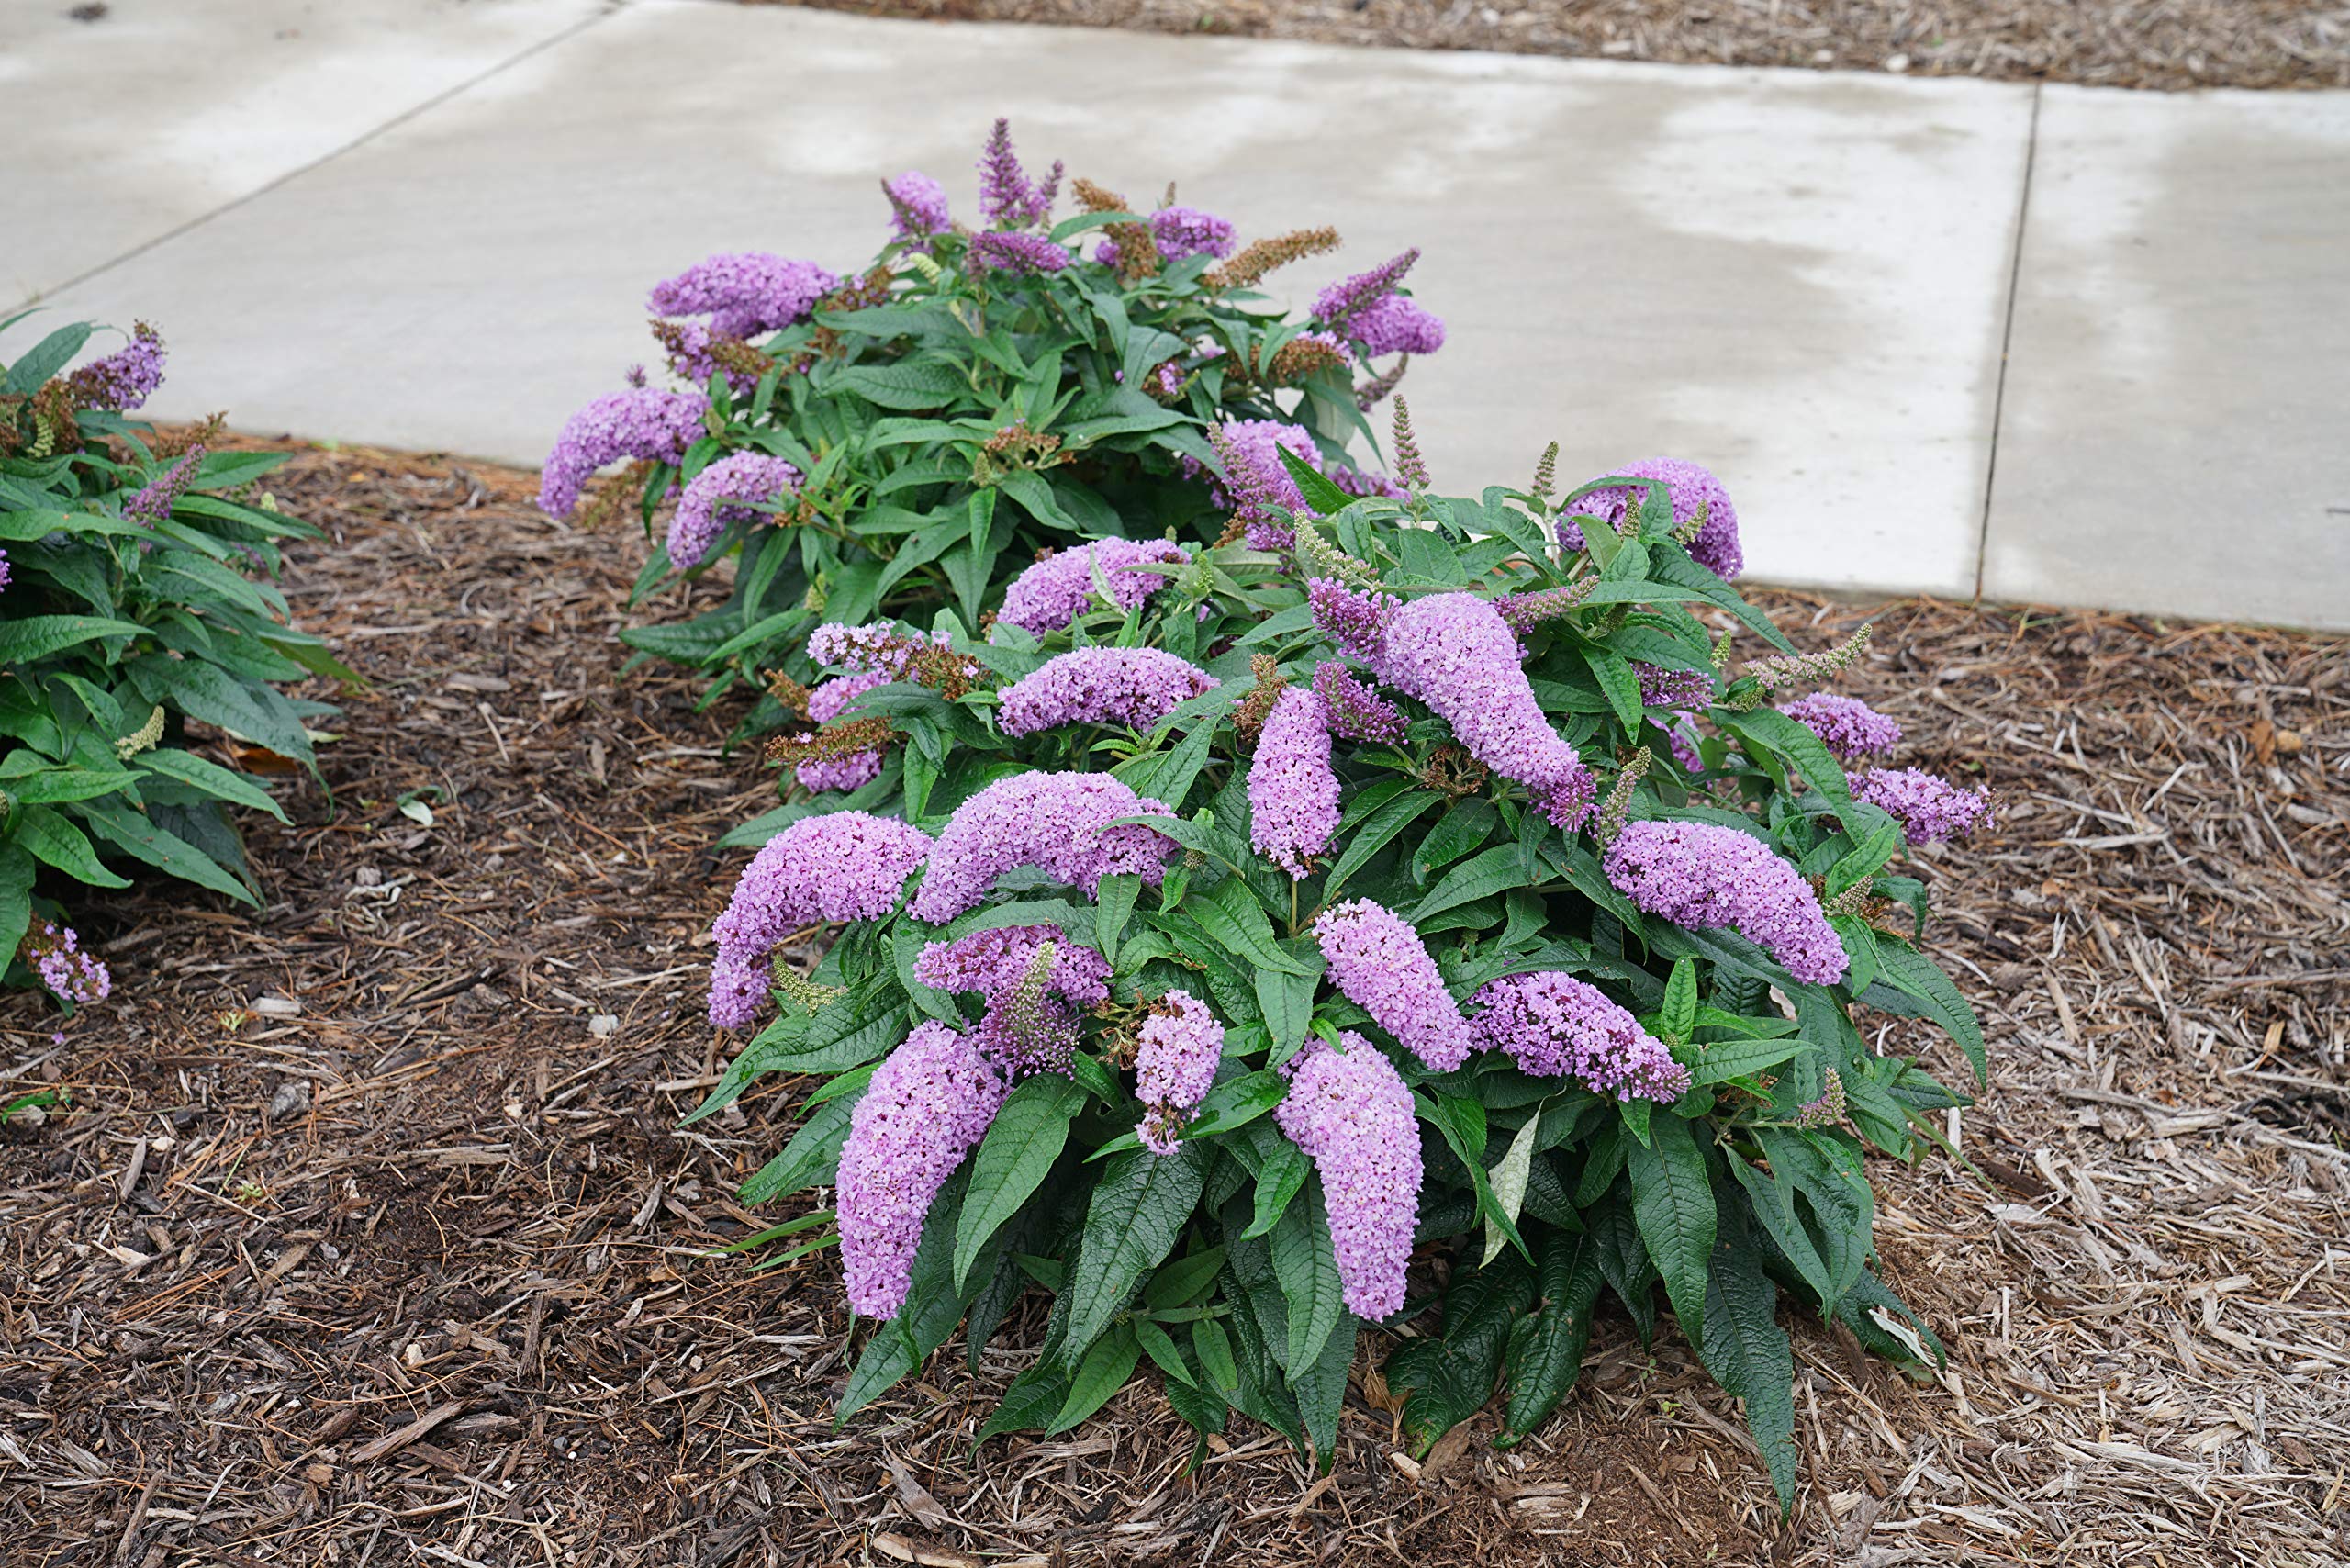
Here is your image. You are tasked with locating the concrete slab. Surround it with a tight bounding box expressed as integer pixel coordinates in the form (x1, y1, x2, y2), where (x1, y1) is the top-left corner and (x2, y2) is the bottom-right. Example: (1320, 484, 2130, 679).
(1984, 87, 2350, 632)
(34, 3, 2032, 599)
(0, 0, 607, 302)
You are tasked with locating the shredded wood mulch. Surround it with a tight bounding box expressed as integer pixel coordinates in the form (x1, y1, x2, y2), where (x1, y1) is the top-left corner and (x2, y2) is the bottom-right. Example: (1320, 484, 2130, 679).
(753, 0, 2350, 92)
(4, 441, 2347, 1568)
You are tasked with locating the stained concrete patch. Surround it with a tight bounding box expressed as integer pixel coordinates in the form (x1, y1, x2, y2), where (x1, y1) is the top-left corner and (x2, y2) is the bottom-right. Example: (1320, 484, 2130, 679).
(31, 3, 2027, 599)
(0, 0, 608, 303)
(1985, 86, 2350, 632)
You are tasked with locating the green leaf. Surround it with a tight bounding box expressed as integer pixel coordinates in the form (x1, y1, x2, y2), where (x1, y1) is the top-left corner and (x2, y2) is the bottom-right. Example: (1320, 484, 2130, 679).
(1502, 1226, 1605, 1441)
(1192, 877, 1309, 975)
(1192, 1316, 1241, 1394)
(1584, 647, 1643, 733)
(1382, 1253, 1534, 1454)
(0, 614, 144, 664)
(1718, 707, 1852, 808)
(0, 763, 140, 805)
(5, 321, 93, 395)
(1661, 957, 1698, 1042)
(1867, 943, 1987, 1087)
(76, 796, 256, 902)
(1144, 1245, 1229, 1309)
(1243, 1137, 1311, 1239)
(1181, 1069, 1284, 1142)
(1134, 1318, 1198, 1389)
(738, 1083, 866, 1204)
(830, 361, 967, 410)
(1697, 1201, 1799, 1512)
(1272, 444, 1359, 517)
(1271, 1180, 1345, 1372)
(1060, 1145, 1206, 1360)
(1685, 1036, 1813, 1086)
(1291, 1309, 1358, 1473)
(1321, 788, 1440, 900)
(1411, 843, 1537, 923)
(1482, 1107, 1546, 1267)
(1626, 1113, 1715, 1350)
(134, 748, 288, 823)
(978, 1363, 1071, 1444)
(1051, 1324, 1143, 1432)
(1095, 871, 1141, 969)
(11, 804, 129, 889)
(956, 1073, 1084, 1291)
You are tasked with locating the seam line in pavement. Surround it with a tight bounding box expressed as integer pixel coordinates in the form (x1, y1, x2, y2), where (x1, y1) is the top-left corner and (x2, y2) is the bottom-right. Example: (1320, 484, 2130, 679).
(1975, 80, 2042, 604)
(21, 6, 624, 309)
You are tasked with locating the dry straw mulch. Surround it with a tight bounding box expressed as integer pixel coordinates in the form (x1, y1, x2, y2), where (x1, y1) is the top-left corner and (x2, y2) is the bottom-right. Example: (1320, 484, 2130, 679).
(755, 0, 2350, 92)
(4, 442, 2347, 1568)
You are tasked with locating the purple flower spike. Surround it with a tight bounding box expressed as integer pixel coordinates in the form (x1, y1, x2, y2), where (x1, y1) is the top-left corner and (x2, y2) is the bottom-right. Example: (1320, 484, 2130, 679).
(1380, 593, 1596, 831)
(22, 920, 111, 1006)
(910, 771, 1178, 924)
(1603, 820, 1847, 985)
(1348, 294, 1446, 358)
(1851, 767, 1995, 844)
(796, 671, 890, 794)
(1313, 662, 1407, 745)
(1150, 207, 1237, 261)
(1313, 249, 1421, 331)
(836, 1021, 1007, 1318)
(648, 252, 837, 341)
(668, 452, 801, 568)
(913, 924, 1112, 1009)
(885, 171, 952, 242)
(1560, 457, 1743, 581)
(707, 812, 935, 1027)
(1276, 1033, 1421, 1319)
(976, 118, 1058, 229)
(67, 322, 167, 411)
(1638, 664, 1718, 712)
(995, 539, 1189, 636)
(1307, 580, 1402, 675)
(1781, 693, 1903, 764)
(1135, 990, 1225, 1154)
(540, 388, 708, 519)
(1313, 899, 1472, 1071)
(123, 447, 205, 526)
(968, 231, 1072, 276)
(1249, 685, 1341, 879)
(1470, 972, 1690, 1103)
(997, 647, 1218, 738)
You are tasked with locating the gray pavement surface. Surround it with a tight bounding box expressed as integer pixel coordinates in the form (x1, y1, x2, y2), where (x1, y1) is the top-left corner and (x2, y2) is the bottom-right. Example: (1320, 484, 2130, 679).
(10, 0, 2345, 629)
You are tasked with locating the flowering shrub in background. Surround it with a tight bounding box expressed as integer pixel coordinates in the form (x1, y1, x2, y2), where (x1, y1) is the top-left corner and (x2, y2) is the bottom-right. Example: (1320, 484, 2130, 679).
(682, 400, 1995, 1512)
(543, 119, 1442, 743)
(0, 314, 345, 1004)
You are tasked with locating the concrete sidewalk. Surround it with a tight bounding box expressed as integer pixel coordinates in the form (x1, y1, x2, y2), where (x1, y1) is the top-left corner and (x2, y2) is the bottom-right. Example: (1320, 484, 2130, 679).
(11, 0, 2347, 630)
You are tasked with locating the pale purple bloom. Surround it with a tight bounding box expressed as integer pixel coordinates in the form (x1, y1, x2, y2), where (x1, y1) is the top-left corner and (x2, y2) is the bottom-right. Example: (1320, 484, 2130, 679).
(647, 252, 837, 341)
(997, 647, 1217, 737)
(1276, 1033, 1421, 1319)
(539, 388, 708, 518)
(796, 672, 889, 794)
(23, 920, 110, 1006)
(976, 118, 1058, 229)
(68, 323, 166, 410)
(968, 231, 1072, 276)
(1795, 1068, 1847, 1129)
(913, 924, 1112, 1008)
(1851, 767, 1995, 844)
(667, 452, 802, 568)
(808, 621, 952, 678)
(909, 771, 1178, 924)
(1603, 820, 1847, 985)
(885, 171, 951, 242)
(1150, 206, 1236, 260)
(658, 321, 758, 395)
(1494, 586, 1587, 636)
(1308, 579, 1401, 673)
(1560, 456, 1744, 580)
(1313, 249, 1420, 330)
(1638, 664, 1717, 711)
(995, 539, 1189, 636)
(0, 547, 9, 594)
(1469, 972, 1690, 1103)
(1780, 693, 1902, 764)
(1380, 593, 1596, 830)
(836, 1021, 1007, 1318)
(974, 972, 1085, 1079)
(1347, 294, 1446, 358)
(1249, 686, 1341, 879)
(1136, 991, 1225, 1155)
(707, 812, 935, 1027)
(1313, 899, 1472, 1071)
(123, 446, 204, 526)
(1313, 662, 1407, 745)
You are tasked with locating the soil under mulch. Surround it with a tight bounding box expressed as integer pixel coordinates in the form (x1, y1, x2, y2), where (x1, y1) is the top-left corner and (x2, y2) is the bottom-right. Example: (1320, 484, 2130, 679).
(753, 0, 2350, 92)
(4, 441, 2348, 1568)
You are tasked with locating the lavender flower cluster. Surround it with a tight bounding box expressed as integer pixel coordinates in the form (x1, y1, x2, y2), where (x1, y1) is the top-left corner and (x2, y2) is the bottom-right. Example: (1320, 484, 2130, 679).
(996, 647, 1217, 737)
(647, 252, 836, 341)
(836, 1021, 1006, 1317)
(23, 920, 111, 1006)
(1781, 692, 1902, 763)
(885, 171, 952, 243)
(1314, 899, 1472, 1070)
(995, 539, 1189, 636)
(1097, 206, 1236, 269)
(1275, 1034, 1421, 1319)
(1248, 685, 1341, 878)
(67, 323, 167, 411)
(1313, 663, 1408, 745)
(539, 387, 707, 518)
(797, 671, 889, 793)
(122, 447, 205, 526)
(1470, 971, 1690, 1102)
(667, 452, 802, 568)
(707, 812, 935, 1027)
(1559, 456, 1744, 581)
(1852, 766, 1995, 844)
(976, 118, 1060, 229)
(1603, 820, 1847, 985)
(1379, 593, 1595, 830)
(909, 771, 1177, 924)
(913, 924, 1113, 1009)
(1135, 991, 1224, 1154)
(968, 231, 1073, 276)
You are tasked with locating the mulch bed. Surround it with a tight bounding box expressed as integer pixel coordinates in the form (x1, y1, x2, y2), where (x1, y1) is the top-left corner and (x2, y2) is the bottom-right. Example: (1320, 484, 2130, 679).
(4, 440, 2347, 1567)
(754, 0, 2350, 92)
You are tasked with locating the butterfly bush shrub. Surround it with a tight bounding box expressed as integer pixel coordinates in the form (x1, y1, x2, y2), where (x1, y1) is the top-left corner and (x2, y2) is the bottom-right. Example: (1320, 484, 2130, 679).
(543, 119, 1442, 741)
(685, 403, 1998, 1510)
(0, 313, 346, 1004)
